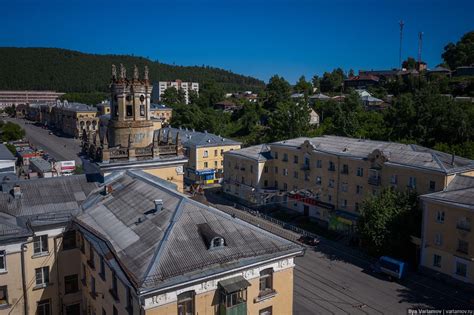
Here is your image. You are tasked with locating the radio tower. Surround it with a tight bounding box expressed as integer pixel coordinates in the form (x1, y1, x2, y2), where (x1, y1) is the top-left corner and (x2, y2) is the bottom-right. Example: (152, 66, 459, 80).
(399, 20, 404, 70)
(418, 31, 424, 65)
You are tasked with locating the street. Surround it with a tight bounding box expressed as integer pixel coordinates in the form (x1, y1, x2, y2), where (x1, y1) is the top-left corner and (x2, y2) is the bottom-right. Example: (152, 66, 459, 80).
(5, 117, 82, 164)
(200, 191, 474, 314)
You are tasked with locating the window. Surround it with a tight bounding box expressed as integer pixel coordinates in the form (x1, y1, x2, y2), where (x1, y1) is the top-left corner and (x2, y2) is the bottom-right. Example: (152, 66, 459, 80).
(203, 150, 208, 158)
(100, 257, 106, 280)
(214, 149, 218, 157)
(356, 185, 363, 195)
(328, 179, 334, 188)
(274, 166, 278, 174)
(316, 160, 322, 168)
(259, 268, 273, 294)
(80, 233, 85, 253)
(264, 180, 268, 187)
(0, 286, 7, 306)
(139, 104, 145, 116)
(436, 211, 445, 223)
(304, 173, 310, 181)
(429, 180, 436, 192)
(458, 240, 469, 254)
(250, 165, 253, 173)
(222, 289, 247, 308)
(293, 171, 298, 179)
(283, 153, 288, 162)
(90, 275, 96, 298)
(283, 183, 288, 190)
(35, 267, 49, 287)
(260, 306, 273, 315)
(64, 274, 79, 294)
(342, 199, 348, 208)
(264, 166, 268, 173)
(283, 168, 288, 176)
(355, 202, 360, 213)
(341, 164, 349, 174)
(408, 176, 416, 189)
(220, 149, 224, 156)
(126, 105, 133, 117)
(37, 299, 51, 315)
(221, 160, 224, 166)
(214, 161, 218, 168)
(126, 288, 133, 314)
(34, 235, 48, 254)
(274, 151, 278, 159)
(0, 250, 5, 272)
(88, 246, 95, 269)
(274, 181, 278, 189)
(316, 176, 322, 185)
(328, 161, 335, 171)
(456, 261, 467, 277)
(433, 255, 441, 267)
(328, 195, 332, 202)
(293, 155, 298, 164)
(341, 183, 348, 192)
(177, 291, 194, 315)
(241, 177, 245, 184)
(204, 162, 208, 168)
(111, 272, 119, 300)
(390, 174, 398, 185)
(62, 230, 76, 250)
(356, 167, 363, 177)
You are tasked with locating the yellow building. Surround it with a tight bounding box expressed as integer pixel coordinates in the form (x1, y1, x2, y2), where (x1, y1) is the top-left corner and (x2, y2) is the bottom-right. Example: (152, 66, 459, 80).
(0, 171, 302, 315)
(165, 127, 241, 186)
(150, 104, 173, 124)
(420, 175, 474, 285)
(223, 136, 474, 231)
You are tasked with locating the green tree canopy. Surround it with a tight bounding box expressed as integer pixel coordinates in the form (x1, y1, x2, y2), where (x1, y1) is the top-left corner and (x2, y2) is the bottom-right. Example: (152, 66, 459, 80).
(294, 75, 313, 96)
(161, 87, 186, 106)
(402, 57, 417, 70)
(267, 100, 311, 141)
(442, 31, 474, 69)
(320, 68, 346, 93)
(1, 122, 25, 142)
(264, 75, 292, 110)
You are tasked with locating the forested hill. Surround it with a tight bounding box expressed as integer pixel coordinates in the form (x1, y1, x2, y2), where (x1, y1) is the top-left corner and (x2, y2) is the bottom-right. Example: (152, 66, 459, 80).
(0, 47, 265, 93)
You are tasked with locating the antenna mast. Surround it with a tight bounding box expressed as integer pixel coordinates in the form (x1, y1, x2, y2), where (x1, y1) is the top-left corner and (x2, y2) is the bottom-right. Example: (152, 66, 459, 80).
(418, 31, 423, 65)
(399, 20, 404, 70)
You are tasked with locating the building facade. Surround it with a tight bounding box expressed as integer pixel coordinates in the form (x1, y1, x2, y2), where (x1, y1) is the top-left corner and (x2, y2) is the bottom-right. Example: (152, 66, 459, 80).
(0, 170, 302, 315)
(0, 91, 64, 109)
(153, 80, 199, 105)
(165, 127, 241, 186)
(223, 136, 474, 231)
(420, 175, 474, 286)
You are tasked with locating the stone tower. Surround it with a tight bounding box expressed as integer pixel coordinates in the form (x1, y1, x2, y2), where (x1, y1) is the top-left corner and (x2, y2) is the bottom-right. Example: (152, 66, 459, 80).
(108, 64, 154, 148)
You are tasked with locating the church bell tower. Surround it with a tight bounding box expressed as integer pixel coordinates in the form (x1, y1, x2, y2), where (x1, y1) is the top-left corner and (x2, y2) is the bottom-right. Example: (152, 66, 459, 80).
(108, 64, 154, 148)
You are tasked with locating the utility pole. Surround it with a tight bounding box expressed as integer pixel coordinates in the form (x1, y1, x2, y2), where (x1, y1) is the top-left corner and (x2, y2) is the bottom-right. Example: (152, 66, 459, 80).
(399, 20, 404, 70)
(418, 31, 424, 65)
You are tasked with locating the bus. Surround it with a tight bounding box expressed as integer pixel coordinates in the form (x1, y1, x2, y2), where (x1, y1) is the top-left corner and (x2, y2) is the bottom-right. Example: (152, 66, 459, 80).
(372, 256, 406, 280)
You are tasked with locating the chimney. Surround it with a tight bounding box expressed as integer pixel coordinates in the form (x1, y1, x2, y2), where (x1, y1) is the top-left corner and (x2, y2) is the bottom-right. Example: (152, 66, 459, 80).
(451, 153, 455, 166)
(12, 184, 22, 199)
(103, 185, 113, 195)
(154, 199, 163, 212)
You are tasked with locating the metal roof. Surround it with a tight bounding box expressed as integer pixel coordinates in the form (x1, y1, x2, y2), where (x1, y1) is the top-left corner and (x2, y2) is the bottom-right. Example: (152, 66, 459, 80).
(219, 275, 251, 293)
(225, 144, 273, 162)
(165, 127, 241, 148)
(421, 174, 474, 208)
(0, 144, 15, 161)
(77, 170, 302, 291)
(29, 157, 52, 172)
(270, 135, 474, 174)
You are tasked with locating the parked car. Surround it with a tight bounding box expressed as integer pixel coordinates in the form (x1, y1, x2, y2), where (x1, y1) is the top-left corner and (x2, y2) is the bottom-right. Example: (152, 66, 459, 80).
(298, 235, 320, 246)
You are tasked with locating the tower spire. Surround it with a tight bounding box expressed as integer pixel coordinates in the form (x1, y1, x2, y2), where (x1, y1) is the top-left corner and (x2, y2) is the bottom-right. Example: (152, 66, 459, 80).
(120, 64, 126, 80)
(399, 20, 404, 70)
(133, 65, 139, 80)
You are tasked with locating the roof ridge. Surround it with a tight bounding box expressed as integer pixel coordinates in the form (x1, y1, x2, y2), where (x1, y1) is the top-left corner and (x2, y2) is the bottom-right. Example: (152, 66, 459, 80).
(140, 197, 185, 287)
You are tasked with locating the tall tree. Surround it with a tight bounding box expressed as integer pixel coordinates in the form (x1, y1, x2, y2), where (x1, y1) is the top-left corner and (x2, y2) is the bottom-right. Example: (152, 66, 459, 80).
(264, 75, 291, 110)
(160, 87, 186, 106)
(442, 31, 474, 69)
(294, 75, 313, 96)
(402, 57, 417, 70)
(311, 75, 320, 92)
(266, 100, 311, 141)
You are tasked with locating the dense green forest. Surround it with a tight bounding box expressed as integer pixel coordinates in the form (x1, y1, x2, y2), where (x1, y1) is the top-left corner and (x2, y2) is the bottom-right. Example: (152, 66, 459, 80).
(0, 47, 265, 94)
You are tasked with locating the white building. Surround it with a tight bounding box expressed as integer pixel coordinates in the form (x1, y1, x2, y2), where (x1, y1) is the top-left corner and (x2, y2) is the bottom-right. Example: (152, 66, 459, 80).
(153, 80, 199, 104)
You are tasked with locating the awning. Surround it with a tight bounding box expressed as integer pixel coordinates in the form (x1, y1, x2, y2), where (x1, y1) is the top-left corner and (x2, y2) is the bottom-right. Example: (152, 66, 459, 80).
(218, 276, 251, 294)
(195, 169, 216, 176)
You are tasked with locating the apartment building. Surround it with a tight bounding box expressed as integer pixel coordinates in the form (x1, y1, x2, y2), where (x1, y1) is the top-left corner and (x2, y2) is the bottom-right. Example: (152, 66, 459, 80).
(420, 175, 474, 286)
(0, 90, 64, 109)
(0, 170, 302, 315)
(166, 127, 241, 185)
(223, 136, 474, 231)
(150, 104, 173, 124)
(153, 80, 199, 105)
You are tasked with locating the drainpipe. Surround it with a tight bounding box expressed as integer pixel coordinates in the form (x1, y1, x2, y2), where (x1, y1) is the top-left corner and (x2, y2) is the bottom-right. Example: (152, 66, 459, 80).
(54, 235, 62, 315)
(21, 240, 33, 315)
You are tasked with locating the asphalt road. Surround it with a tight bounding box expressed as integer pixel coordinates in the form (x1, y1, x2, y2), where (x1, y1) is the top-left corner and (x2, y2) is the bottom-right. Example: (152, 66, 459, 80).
(201, 191, 474, 314)
(5, 117, 82, 164)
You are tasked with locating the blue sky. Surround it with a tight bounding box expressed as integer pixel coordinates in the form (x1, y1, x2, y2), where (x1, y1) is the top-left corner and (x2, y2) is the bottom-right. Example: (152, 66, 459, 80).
(1, 0, 473, 83)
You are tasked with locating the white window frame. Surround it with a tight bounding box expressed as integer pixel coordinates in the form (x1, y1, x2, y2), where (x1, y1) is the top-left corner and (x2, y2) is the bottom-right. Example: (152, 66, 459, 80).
(0, 250, 6, 272)
(35, 266, 50, 287)
(33, 235, 49, 255)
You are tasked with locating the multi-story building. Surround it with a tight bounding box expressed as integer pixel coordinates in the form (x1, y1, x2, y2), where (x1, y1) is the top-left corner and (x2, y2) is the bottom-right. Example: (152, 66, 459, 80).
(0, 144, 16, 175)
(420, 174, 474, 286)
(223, 136, 474, 231)
(0, 170, 302, 315)
(0, 90, 64, 109)
(150, 104, 173, 124)
(153, 80, 199, 105)
(166, 127, 241, 186)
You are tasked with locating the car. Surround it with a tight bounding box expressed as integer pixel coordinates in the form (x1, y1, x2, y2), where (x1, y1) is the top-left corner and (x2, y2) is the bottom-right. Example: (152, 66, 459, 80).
(298, 235, 320, 246)
(48, 131, 53, 135)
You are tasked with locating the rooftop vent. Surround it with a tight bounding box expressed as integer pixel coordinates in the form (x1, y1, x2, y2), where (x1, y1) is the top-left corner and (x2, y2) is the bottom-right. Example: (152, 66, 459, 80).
(12, 184, 22, 199)
(103, 185, 113, 196)
(154, 199, 163, 213)
(207, 139, 211, 143)
(198, 223, 226, 249)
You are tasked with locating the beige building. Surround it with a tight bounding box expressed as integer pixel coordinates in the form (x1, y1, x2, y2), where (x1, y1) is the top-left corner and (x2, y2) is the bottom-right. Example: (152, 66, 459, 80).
(150, 104, 173, 124)
(165, 127, 241, 186)
(0, 90, 64, 109)
(223, 136, 474, 231)
(420, 175, 474, 286)
(0, 170, 302, 315)
(153, 80, 199, 105)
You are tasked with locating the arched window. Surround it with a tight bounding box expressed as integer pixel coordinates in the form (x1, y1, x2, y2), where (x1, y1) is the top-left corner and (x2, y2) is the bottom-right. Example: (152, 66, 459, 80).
(177, 291, 194, 315)
(259, 268, 273, 294)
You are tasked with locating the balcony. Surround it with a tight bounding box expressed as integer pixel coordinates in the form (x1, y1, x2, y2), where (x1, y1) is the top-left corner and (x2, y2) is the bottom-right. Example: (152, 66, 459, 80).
(457, 247, 469, 255)
(328, 166, 336, 172)
(368, 176, 381, 186)
(457, 222, 471, 232)
(301, 164, 310, 171)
